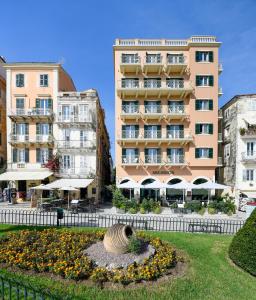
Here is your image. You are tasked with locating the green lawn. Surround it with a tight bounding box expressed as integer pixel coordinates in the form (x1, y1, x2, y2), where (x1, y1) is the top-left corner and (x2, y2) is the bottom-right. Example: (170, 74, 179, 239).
(0, 225, 255, 300)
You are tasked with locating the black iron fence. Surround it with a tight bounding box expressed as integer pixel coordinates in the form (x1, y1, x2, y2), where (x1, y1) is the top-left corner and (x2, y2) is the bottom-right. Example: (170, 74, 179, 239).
(0, 210, 245, 234)
(0, 273, 62, 300)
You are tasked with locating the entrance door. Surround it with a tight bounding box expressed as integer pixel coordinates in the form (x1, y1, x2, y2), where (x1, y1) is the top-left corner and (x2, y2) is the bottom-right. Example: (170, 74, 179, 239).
(80, 188, 88, 200)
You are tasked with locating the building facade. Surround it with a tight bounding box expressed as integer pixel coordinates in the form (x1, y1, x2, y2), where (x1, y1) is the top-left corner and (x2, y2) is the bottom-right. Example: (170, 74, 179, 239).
(0, 57, 7, 174)
(217, 94, 256, 208)
(3, 62, 76, 197)
(56, 89, 111, 202)
(114, 36, 222, 201)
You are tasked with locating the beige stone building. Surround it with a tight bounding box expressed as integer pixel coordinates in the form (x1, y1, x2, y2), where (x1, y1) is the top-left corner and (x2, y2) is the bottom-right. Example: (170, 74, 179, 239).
(114, 36, 222, 202)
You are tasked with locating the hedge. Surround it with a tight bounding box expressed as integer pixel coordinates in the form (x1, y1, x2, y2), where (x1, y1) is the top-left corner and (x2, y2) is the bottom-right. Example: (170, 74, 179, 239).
(229, 208, 256, 276)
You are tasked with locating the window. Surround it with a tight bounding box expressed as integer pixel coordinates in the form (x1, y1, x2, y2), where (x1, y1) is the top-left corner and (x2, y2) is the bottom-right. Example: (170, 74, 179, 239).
(92, 188, 96, 194)
(195, 51, 214, 62)
(195, 123, 213, 134)
(122, 125, 139, 138)
(195, 148, 213, 159)
(224, 144, 230, 158)
(40, 74, 48, 87)
(13, 148, 29, 163)
(196, 75, 214, 86)
(225, 109, 230, 119)
(146, 53, 161, 63)
(16, 74, 24, 87)
(247, 142, 256, 156)
(12, 123, 29, 135)
(36, 123, 52, 135)
(195, 99, 213, 110)
(144, 101, 161, 113)
(121, 53, 139, 64)
(36, 98, 52, 109)
(122, 148, 139, 163)
(167, 148, 184, 163)
(63, 155, 71, 169)
(243, 169, 254, 181)
(79, 104, 89, 121)
(122, 101, 139, 113)
(145, 148, 161, 163)
(144, 125, 161, 138)
(36, 148, 52, 163)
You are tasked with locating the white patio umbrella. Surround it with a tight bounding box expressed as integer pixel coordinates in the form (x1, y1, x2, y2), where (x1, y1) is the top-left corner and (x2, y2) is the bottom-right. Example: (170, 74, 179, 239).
(194, 181, 229, 202)
(166, 181, 198, 203)
(59, 186, 79, 209)
(31, 184, 53, 207)
(141, 181, 168, 201)
(117, 181, 142, 200)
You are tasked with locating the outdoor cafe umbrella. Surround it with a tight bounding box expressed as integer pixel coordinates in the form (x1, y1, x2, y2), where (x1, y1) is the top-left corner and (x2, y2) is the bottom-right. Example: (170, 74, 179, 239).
(141, 181, 168, 201)
(59, 186, 79, 209)
(117, 181, 142, 200)
(166, 181, 198, 203)
(31, 184, 53, 207)
(195, 181, 229, 203)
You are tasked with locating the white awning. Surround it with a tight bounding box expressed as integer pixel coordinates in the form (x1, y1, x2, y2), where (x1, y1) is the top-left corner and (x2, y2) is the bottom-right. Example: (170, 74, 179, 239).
(44, 178, 94, 189)
(0, 171, 53, 181)
(243, 191, 256, 198)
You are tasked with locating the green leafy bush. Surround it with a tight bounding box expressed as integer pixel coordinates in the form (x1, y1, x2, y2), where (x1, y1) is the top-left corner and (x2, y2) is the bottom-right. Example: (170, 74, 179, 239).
(140, 198, 152, 212)
(128, 236, 143, 254)
(140, 207, 146, 214)
(229, 208, 256, 276)
(112, 188, 128, 209)
(153, 207, 161, 214)
(198, 207, 206, 215)
(184, 200, 202, 212)
(208, 207, 216, 214)
(128, 207, 137, 214)
(170, 202, 178, 209)
(208, 194, 236, 215)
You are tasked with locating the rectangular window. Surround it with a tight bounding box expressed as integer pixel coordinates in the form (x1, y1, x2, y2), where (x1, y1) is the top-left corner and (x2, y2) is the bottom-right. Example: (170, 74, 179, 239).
(195, 99, 213, 110)
(144, 125, 161, 138)
(122, 101, 139, 113)
(36, 148, 51, 163)
(196, 75, 214, 87)
(121, 53, 139, 64)
(145, 148, 161, 163)
(16, 74, 24, 87)
(79, 104, 89, 121)
(122, 148, 139, 163)
(195, 148, 213, 159)
(195, 123, 213, 134)
(243, 169, 254, 181)
(40, 74, 48, 87)
(195, 51, 214, 62)
(122, 125, 139, 138)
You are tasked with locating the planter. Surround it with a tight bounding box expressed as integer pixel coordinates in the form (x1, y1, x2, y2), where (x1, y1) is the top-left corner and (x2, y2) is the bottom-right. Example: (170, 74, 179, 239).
(103, 223, 135, 254)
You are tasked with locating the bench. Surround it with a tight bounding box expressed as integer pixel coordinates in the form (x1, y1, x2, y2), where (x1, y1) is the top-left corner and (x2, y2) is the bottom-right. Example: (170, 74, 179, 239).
(188, 222, 222, 234)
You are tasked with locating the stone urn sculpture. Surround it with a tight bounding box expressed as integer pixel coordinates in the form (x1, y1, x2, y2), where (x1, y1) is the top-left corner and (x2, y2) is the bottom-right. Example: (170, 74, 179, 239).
(103, 223, 135, 254)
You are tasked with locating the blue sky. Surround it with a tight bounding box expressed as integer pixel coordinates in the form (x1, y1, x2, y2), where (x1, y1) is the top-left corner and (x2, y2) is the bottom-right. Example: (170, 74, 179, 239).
(1, 0, 256, 161)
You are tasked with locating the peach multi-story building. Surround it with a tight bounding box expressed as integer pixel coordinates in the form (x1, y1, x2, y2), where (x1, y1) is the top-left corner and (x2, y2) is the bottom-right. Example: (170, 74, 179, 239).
(0, 57, 7, 173)
(2, 62, 76, 197)
(114, 36, 222, 202)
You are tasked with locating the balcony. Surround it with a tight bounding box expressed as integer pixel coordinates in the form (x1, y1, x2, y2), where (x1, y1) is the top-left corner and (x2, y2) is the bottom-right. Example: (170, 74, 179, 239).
(117, 79, 193, 98)
(8, 108, 53, 120)
(7, 162, 47, 170)
(240, 129, 256, 139)
(121, 155, 140, 167)
(57, 167, 94, 177)
(166, 55, 187, 74)
(57, 140, 96, 151)
(9, 134, 54, 146)
(144, 155, 162, 165)
(120, 105, 140, 120)
(117, 130, 193, 145)
(143, 104, 162, 120)
(57, 115, 92, 123)
(166, 155, 187, 166)
(166, 105, 188, 120)
(218, 87, 223, 97)
(120, 55, 141, 74)
(241, 152, 256, 163)
(143, 55, 163, 74)
(218, 133, 222, 142)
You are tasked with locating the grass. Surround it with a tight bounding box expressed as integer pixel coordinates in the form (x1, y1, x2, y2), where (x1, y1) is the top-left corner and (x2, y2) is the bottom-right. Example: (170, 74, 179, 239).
(0, 225, 255, 300)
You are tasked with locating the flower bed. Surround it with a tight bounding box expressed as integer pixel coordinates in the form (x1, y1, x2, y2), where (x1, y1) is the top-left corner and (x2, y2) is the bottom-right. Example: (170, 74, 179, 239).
(0, 229, 178, 285)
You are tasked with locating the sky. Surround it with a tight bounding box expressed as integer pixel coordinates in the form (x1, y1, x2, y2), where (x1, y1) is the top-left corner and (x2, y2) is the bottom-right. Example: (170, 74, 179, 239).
(1, 0, 256, 161)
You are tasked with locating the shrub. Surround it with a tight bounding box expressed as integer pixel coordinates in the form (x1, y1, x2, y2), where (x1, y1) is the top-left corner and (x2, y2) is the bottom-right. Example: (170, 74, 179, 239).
(170, 202, 178, 209)
(140, 198, 151, 212)
(128, 236, 143, 254)
(198, 207, 206, 215)
(208, 207, 216, 214)
(208, 194, 236, 215)
(139, 207, 146, 214)
(153, 207, 161, 214)
(128, 207, 137, 214)
(112, 188, 128, 209)
(229, 208, 256, 276)
(184, 200, 202, 212)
